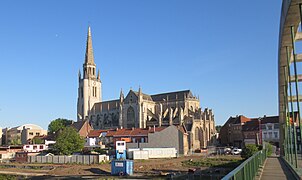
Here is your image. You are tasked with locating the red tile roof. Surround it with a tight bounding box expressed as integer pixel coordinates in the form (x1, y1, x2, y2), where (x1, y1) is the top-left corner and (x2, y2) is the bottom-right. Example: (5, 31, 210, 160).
(104, 127, 166, 137)
(87, 129, 113, 137)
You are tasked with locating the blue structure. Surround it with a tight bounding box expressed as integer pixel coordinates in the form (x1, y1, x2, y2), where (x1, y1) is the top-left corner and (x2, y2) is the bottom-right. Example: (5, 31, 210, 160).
(111, 141, 134, 176)
(111, 160, 133, 176)
(116, 150, 127, 160)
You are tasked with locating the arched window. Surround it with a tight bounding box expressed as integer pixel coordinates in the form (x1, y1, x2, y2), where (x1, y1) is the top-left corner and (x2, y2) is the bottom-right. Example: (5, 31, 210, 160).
(127, 106, 135, 127)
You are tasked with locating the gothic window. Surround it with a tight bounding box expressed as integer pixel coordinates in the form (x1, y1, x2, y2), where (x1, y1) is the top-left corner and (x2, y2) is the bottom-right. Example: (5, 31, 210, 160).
(127, 106, 135, 127)
(96, 115, 100, 127)
(127, 107, 135, 121)
(93, 68, 95, 75)
(81, 87, 83, 98)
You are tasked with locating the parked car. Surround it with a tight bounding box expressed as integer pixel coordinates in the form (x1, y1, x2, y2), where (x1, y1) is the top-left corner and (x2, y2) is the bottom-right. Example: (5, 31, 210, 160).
(231, 148, 242, 155)
(224, 147, 231, 155)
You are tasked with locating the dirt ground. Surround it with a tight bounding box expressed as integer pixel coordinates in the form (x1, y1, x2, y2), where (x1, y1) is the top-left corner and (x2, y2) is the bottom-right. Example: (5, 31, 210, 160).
(0, 155, 239, 178)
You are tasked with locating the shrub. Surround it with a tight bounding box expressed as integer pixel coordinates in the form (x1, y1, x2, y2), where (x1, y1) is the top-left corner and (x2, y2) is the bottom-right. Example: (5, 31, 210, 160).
(266, 143, 273, 156)
(241, 144, 259, 159)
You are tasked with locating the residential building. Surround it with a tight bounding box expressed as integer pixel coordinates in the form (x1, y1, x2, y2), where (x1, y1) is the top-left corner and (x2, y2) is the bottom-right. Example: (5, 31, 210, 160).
(70, 120, 93, 137)
(4, 124, 47, 145)
(219, 115, 251, 148)
(242, 120, 260, 145)
(23, 144, 48, 153)
(0, 145, 22, 161)
(76, 27, 216, 150)
(260, 116, 279, 147)
(85, 129, 110, 147)
(105, 127, 166, 147)
(21, 127, 47, 145)
(220, 115, 281, 148)
(127, 125, 189, 155)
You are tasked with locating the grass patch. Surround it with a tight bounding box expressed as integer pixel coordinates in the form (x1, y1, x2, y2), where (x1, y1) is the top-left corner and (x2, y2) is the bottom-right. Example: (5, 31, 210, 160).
(0, 174, 18, 180)
(182, 157, 244, 169)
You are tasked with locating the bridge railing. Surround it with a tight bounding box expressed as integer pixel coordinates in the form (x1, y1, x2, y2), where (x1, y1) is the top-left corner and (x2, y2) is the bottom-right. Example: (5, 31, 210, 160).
(222, 149, 267, 180)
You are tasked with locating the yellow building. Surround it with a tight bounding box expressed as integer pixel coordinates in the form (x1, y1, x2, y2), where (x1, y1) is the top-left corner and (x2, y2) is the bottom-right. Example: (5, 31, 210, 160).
(5, 124, 47, 145)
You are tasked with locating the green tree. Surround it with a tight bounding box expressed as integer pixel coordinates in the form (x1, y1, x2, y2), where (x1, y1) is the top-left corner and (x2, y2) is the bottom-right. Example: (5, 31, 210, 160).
(241, 144, 259, 159)
(265, 142, 273, 156)
(48, 118, 73, 135)
(215, 125, 222, 133)
(53, 127, 84, 155)
(10, 135, 21, 145)
(32, 136, 44, 144)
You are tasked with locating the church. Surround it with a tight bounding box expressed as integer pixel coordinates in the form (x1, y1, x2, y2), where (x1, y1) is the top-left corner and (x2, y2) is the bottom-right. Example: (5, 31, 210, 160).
(77, 27, 216, 149)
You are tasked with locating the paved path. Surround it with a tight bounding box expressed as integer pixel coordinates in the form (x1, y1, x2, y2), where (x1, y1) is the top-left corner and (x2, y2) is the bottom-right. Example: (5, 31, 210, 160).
(260, 157, 296, 180)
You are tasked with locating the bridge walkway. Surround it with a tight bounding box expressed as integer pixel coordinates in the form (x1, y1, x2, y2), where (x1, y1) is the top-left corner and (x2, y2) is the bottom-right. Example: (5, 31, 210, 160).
(260, 157, 296, 180)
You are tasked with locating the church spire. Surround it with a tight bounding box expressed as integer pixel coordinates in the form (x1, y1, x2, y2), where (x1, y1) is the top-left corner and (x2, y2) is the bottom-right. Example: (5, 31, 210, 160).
(84, 26, 95, 65)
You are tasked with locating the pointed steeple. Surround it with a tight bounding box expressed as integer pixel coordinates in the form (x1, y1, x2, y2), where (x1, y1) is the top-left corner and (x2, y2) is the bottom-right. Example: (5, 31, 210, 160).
(120, 88, 124, 101)
(97, 69, 100, 80)
(138, 86, 142, 95)
(78, 69, 81, 81)
(84, 26, 95, 65)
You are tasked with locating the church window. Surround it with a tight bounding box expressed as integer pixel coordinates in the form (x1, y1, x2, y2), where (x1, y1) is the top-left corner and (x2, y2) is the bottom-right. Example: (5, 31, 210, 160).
(93, 68, 95, 75)
(81, 88, 83, 98)
(127, 107, 135, 122)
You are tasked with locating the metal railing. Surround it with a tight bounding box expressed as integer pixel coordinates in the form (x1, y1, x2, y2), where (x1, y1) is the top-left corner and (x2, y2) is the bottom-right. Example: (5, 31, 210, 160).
(222, 149, 267, 180)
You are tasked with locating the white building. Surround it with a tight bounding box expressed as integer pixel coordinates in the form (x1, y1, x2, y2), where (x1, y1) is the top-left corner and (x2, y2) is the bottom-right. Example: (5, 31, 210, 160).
(23, 144, 48, 153)
(260, 116, 279, 146)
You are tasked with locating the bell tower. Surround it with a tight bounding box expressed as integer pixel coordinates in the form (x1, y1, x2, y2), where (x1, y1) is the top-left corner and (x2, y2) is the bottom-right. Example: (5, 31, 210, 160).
(77, 26, 102, 121)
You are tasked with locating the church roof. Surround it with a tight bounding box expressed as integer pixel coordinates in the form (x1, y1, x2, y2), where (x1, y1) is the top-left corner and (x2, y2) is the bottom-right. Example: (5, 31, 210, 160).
(93, 100, 120, 113)
(84, 26, 95, 65)
(151, 90, 195, 102)
(130, 89, 197, 102)
(132, 90, 153, 101)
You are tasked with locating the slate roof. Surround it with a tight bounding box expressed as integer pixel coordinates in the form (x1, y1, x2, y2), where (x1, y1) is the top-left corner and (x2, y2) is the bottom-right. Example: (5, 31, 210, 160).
(151, 90, 195, 102)
(250, 116, 279, 124)
(242, 120, 259, 131)
(70, 121, 89, 132)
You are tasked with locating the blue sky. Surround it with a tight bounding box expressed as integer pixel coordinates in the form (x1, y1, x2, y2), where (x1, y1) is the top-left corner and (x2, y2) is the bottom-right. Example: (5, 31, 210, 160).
(0, 1, 281, 129)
